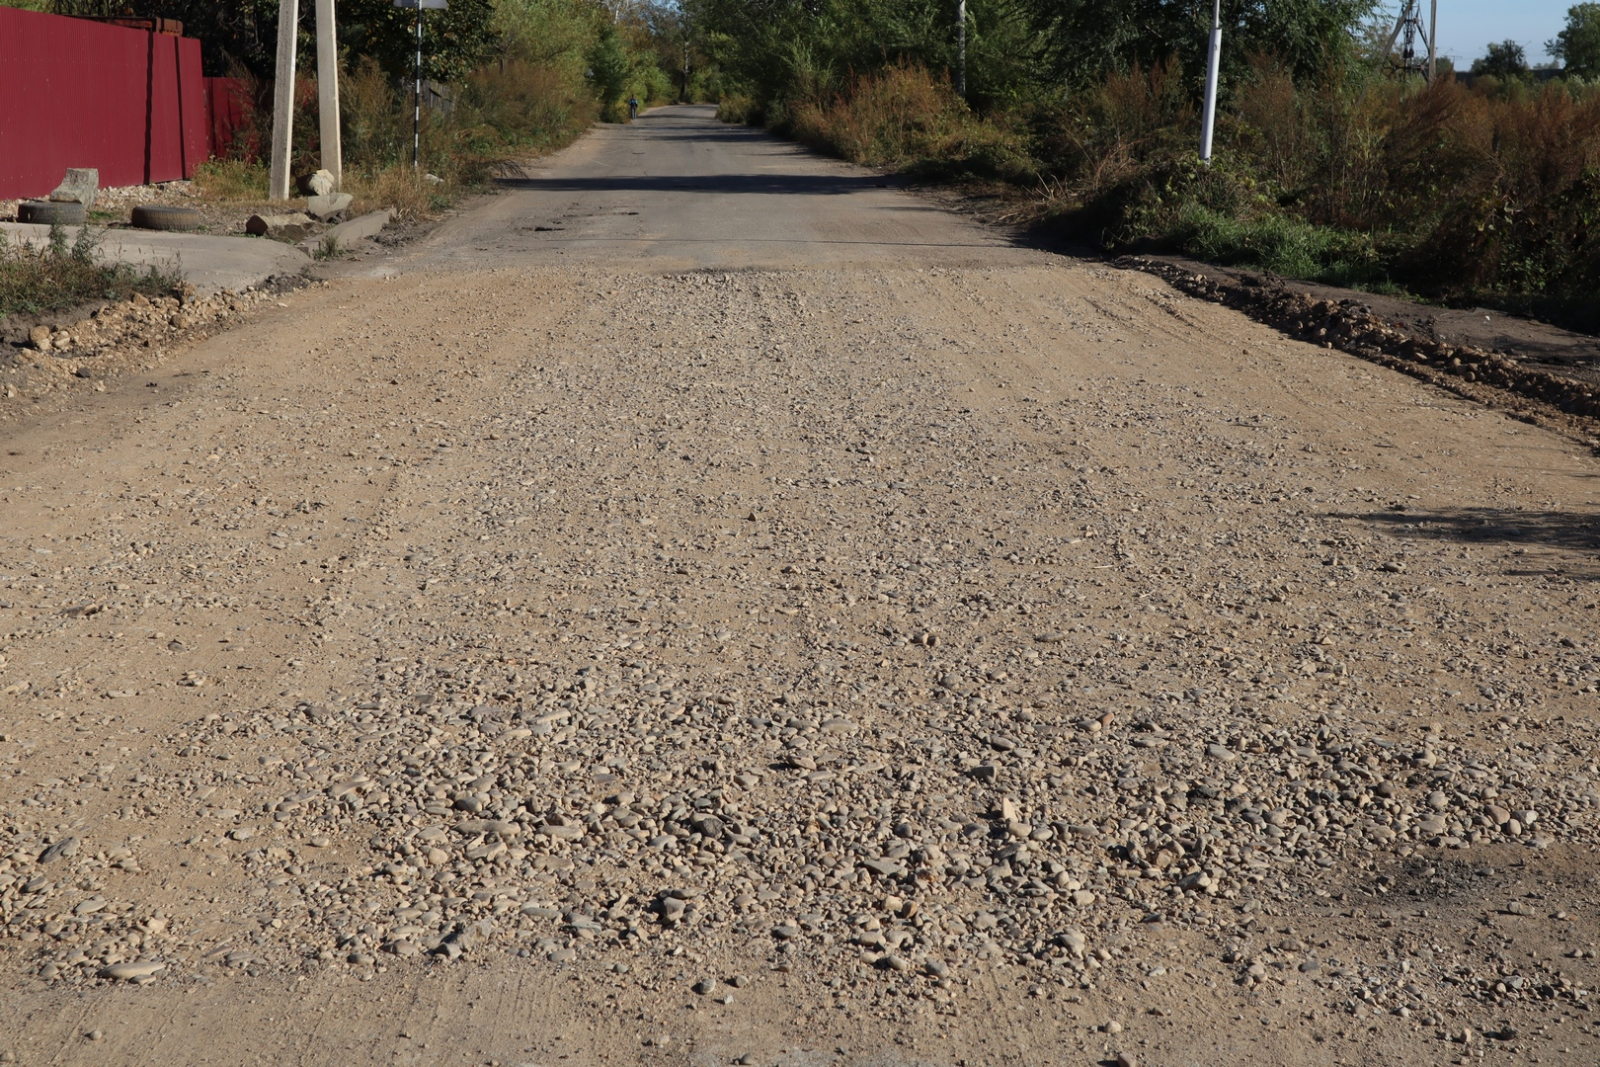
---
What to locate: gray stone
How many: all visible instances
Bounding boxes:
[306,193,353,221]
[48,168,98,208]
[300,169,336,196]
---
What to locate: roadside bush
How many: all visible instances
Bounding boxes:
[455,59,598,154]
[1172,204,1389,287]
[749,52,1600,310]
[341,57,410,169]
[788,63,1035,182]
[717,92,761,124]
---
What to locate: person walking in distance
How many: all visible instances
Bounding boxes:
[628,95,640,121]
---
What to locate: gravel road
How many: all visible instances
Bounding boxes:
[3,105,1600,1066]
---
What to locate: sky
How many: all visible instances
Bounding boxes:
[1421,0,1574,66]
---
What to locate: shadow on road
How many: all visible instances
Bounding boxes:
[624,128,773,143]
[495,173,896,196]
[1342,507,1600,576]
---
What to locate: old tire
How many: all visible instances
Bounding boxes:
[131,205,202,232]
[17,200,85,225]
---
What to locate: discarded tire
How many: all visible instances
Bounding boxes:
[17,200,85,225]
[131,205,202,232]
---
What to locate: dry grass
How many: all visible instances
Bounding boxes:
[345,166,448,224]
[192,158,269,201]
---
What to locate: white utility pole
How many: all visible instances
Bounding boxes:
[1429,0,1438,81]
[955,0,967,98]
[269,0,299,201]
[315,0,342,188]
[1200,0,1222,163]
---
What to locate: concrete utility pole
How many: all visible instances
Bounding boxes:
[1200,0,1221,163]
[955,0,967,99]
[315,0,342,188]
[269,0,299,201]
[1429,0,1438,81]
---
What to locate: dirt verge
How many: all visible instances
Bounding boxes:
[0,273,315,411]
[1116,254,1600,442]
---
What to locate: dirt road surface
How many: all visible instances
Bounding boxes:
[3,105,1600,1066]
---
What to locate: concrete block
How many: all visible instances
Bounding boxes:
[246,211,315,242]
[301,208,392,251]
[306,192,353,221]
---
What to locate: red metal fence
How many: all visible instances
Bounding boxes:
[206,78,254,162]
[0,6,211,199]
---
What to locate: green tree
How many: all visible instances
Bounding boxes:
[1472,39,1529,80]
[639,0,697,102]
[685,0,1043,113]
[587,24,634,118]
[339,0,498,83]
[493,0,602,71]
[48,0,281,76]
[1549,2,1600,78]
[1022,0,1378,89]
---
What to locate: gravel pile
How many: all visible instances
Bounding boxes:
[0,277,312,403]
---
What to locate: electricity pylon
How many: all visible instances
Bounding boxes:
[1382,0,1438,80]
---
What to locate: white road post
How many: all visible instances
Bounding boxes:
[316,0,342,188]
[393,0,445,170]
[269,0,300,201]
[413,6,422,168]
[1199,0,1222,164]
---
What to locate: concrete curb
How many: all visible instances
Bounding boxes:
[300,209,393,253]
[0,222,310,296]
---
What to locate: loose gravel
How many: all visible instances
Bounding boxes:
[0,258,1598,1063]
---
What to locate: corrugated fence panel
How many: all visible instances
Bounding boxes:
[205,78,252,161]
[0,6,211,200]
[179,39,209,174]
[148,33,182,183]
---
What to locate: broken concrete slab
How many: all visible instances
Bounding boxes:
[246,212,316,241]
[326,208,392,243]
[299,208,392,252]
[306,193,353,221]
[48,168,98,208]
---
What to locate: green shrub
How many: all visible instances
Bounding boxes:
[1173,204,1390,286]
[717,93,761,124]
